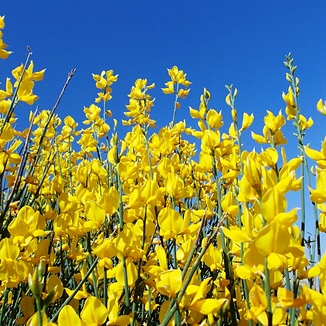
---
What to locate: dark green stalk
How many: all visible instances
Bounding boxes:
[121,256,131,312]
[285,268,295,325]
[35,296,43,326]
[0,288,8,325]
[131,206,148,326]
[226,85,253,325]
[173,299,181,326]
[160,216,226,326]
[304,158,321,264]
[211,152,237,325]
[147,286,152,320]
[116,170,131,312]
[49,257,99,323]
[0,108,38,237]
[103,267,108,307]
[264,258,272,326]
[0,49,32,136]
[284,54,320,264]
[67,131,74,194]
[145,132,153,180]
[86,232,98,298]
[10,285,23,323]
[170,84,179,128]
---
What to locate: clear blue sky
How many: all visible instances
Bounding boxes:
[2,1,326,242]
[1,2,326,160]
[2,1,326,141]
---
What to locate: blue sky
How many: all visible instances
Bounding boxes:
[1,1,326,245]
[1,5,326,163]
[2,1,326,143]
[1,2,326,157]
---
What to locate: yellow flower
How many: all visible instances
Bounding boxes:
[106,290,132,325]
[206,109,223,130]
[8,206,47,243]
[164,172,185,198]
[167,66,191,86]
[299,114,313,130]
[282,86,297,119]
[317,98,326,115]
[25,60,46,81]
[156,268,182,298]
[261,188,287,222]
[116,259,137,287]
[264,110,286,133]
[251,111,287,145]
[0,77,13,100]
[162,80,174,94]
[80,296,108,325]
[0,122,14,141]
[158,207,184,240]
[0,16,5,29]
[248,285,267,319]
[83,201,105,231]
[201,129,220,153]
[309,168,326,203]
[0,98,11,114]
[305,137,326,168]
[222,226,252,243]
[58,305,82,326]
[9,61,45,105]
[240,112,254,131]
[0,17,12,59]
[92,69,118,103]
[162,66,191,111]
[177,88,190,99]
[12,61,45,84]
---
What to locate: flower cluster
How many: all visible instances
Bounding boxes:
[0,17,326,326]
[0,16,11,59]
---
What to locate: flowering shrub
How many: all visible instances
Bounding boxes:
[0,15,326,326]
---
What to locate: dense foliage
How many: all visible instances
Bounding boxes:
[0,16,326,326]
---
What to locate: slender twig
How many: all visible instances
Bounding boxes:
[0,107,38,235]
[49,257,99,323]
[160,215,227,326]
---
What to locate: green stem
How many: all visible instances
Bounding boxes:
[264,258,272,326]
[0,288,8,325]
[67,132,74,194]
[211,152,237,325]
[87,232,98,298]
[0,50,32,136]
[131,206,148,326]
[226,88,253,325]
[35,297,43,326]
[103,267,108,307]
[283,56,321,298]
[284,55,321,265]
[0,108,37,234]
[170,84,179,128]
[49,257,99,323]
[303,153,321,264]
[285,268,295,325]
[117,173,124,230]
[160,216,226,326]
[122,256,131,312]
[145,133,153,180]
[173,238,177,269]
[11,285,23,323]
[116,169,131,311]
[173,299,181,326]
